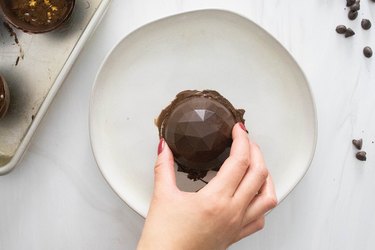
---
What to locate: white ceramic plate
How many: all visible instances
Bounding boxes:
[90,9,317,217]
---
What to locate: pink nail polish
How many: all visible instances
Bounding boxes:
[157,138,165,155]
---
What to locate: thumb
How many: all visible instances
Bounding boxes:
[154,139,178,194]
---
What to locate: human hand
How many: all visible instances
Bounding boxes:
[137,123,277,250]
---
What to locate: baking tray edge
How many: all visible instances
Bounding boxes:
[0,0,112,175]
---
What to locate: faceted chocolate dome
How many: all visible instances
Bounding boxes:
[157,90,245,180]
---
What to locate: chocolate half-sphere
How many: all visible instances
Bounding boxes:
[157,90,245,180]
[0,75,10,119]
[0,0,75,33]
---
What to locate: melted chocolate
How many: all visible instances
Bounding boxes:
[0,0,75,33]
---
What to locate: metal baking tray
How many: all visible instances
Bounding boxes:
[0,0,111,175]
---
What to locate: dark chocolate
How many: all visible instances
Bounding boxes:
[344,28,355,38]
[156,90,245,180]
[356,151,367,161]
[348,10,358,20]
[346,0,356,7]
[350,2,360,11]
[0,0,75,33]
[352,138,363,150]
[361,19,371,30]
[363,47,373,58]
[336,25,347,34]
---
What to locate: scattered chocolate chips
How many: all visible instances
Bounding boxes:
[336,0,374,60]
[346,0,356,7]
[363,46,373,58]
[348,10,358,20]
[345,28,355,37]
[352,138,363,150]
[336,25,347,34]
[361,19,371,30]
[356,151,367,161]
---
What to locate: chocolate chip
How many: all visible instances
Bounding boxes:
[345,28,355,37]
[336,25,347,34]
[352,138,363,150]
[346,0,356,6]
[348,10,358,20]
[350,2,360,11]
[361,19,371,30]
[363,46,373,58]
[356,151,367,161]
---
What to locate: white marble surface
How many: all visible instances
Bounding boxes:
[1,0,375,249]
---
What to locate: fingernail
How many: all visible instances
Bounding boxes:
[158,138,165,155]
[239,122,248,133]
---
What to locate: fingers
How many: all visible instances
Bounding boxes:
[242,176,277,225]
[234,216,265,242]
[203,123,250,196]
[154,139,178,195]
[233,142,269,206]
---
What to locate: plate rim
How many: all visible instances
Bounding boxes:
[89,8,318,218]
